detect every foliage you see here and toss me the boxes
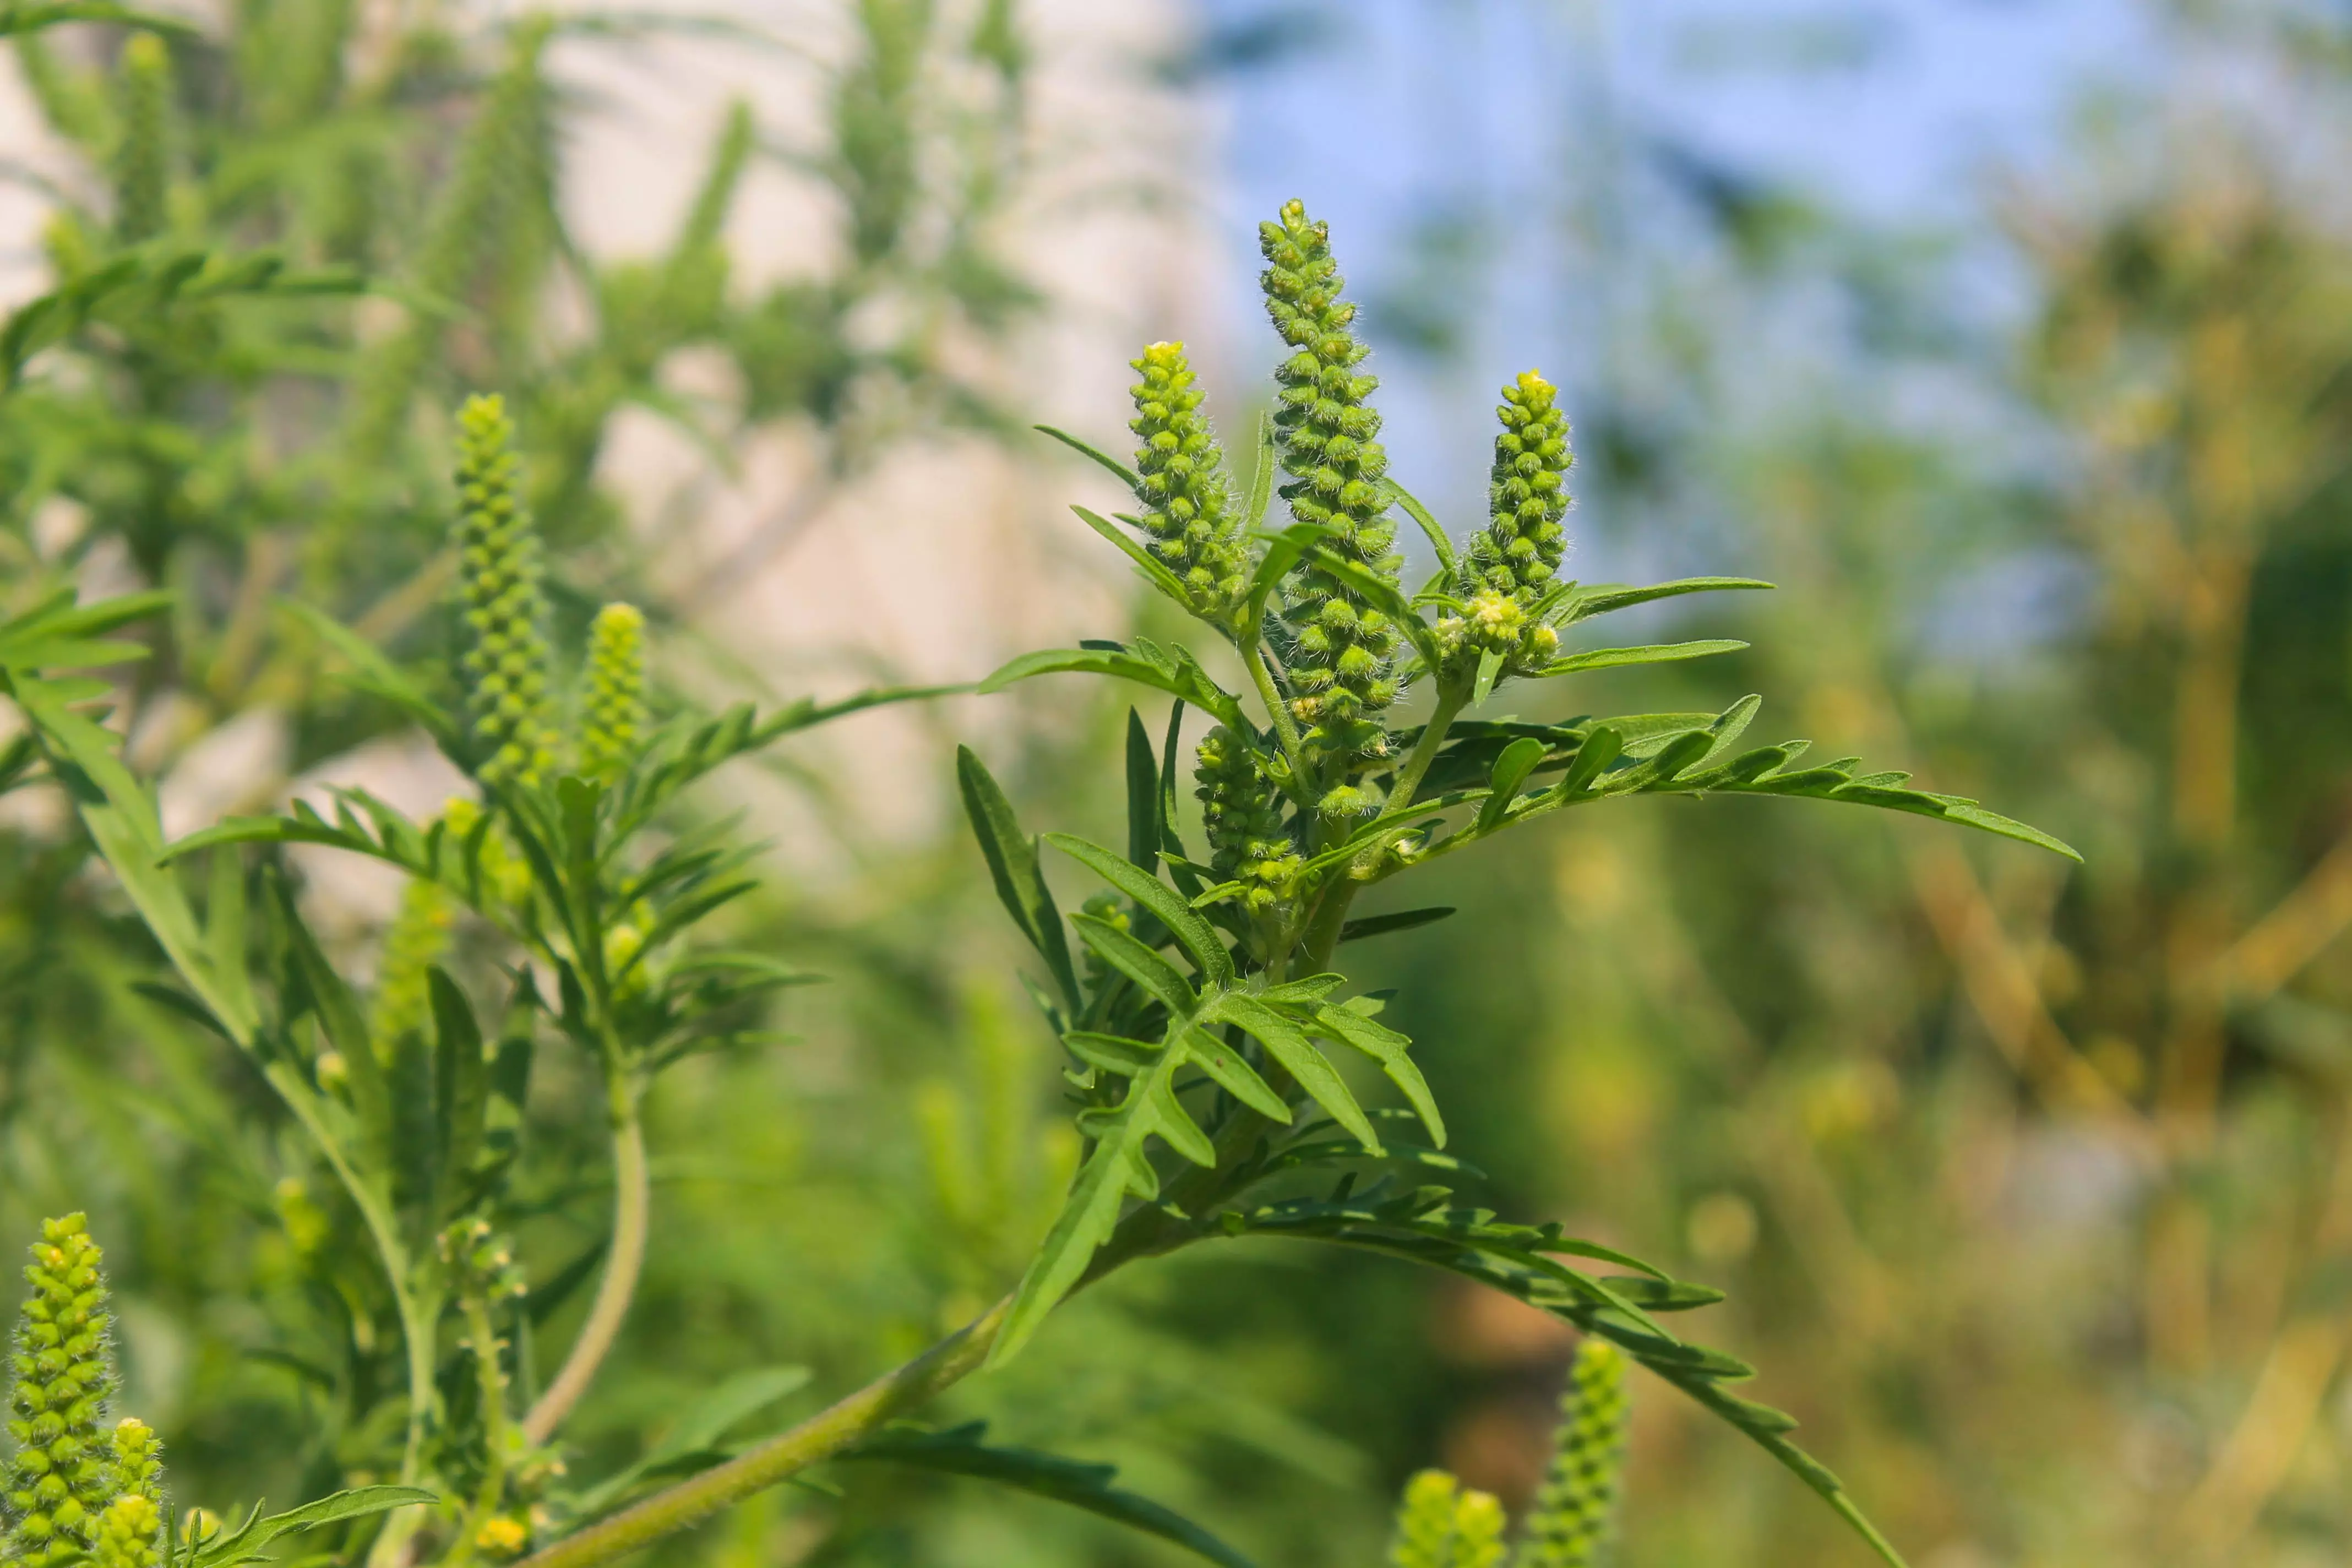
[0,163,2074,1568]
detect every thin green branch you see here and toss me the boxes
[514,1297,1014,1568]
[522,1088,649,1445]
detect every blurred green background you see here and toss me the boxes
[3,2,2350,1565]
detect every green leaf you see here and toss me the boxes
[1242,412,1277,532]
[1553,727,1621,798]
[1380,478,1456,573]
[1541,639,1749,676]
[1338,906,1457,944]
[957,748,1081,1015]
[1063,1031,1164,1077]
[843,1422,1257,1568]
[188,1487,438,1568]
[1034,423,1142,491]
[1124,710,1160,872]
[274,873,388,1159]
[1226,1190,1905,1567]
[1242,522,1336,631]
[1180,1024,1291,1121]
[1560,576,1774,625]
[1070,913,1199,1017]
[1221,994,1379,1156]
[0,3,200,36]
[6,675,257,1045]
[428,969,487,1218]
[1665,738,2083,861]
[1471,646,1505,707]
[1047,834,1232,987]
[277,599,457,749]
[1072,505,1193,607]
[993,1019,1200,1364]
[1313,1003,1444,1148]
[977,646,1248,733]
[1477,737,1547,834]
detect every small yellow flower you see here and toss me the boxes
[473,1517,529,1558]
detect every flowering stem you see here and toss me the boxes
[448,1292,515,1568]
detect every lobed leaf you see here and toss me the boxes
[1047,832,1232,987]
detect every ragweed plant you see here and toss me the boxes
[982,197,2074,1564]
[0,201,2077,1568]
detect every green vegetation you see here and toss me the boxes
[1,3,2348,1567]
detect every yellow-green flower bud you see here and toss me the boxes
[90,1494,159,1568]
[1463,369,1572,612]
[1516,1337,1629,1567]
[4,1217,117,1567]
[579,603,647,784]
[1128,342,1248,622]
[1193,728,1298,914]
[1260,200,1402,790]
[452,395,558,790]
[1389,1470,1505,1568]
[106,1420,160,1506]
[111,35,172,246]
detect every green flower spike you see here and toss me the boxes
[1260,198,1403,806]
[1514,1337,1629,1568]
[1452,369,1574,673]
[580,602,649,785]
[371,876,455,1057]
[4,1216,117,1567]
[90,1422,163,1568]
[1128,342,1248,622]
[111,35,171,246]
[453,394,558,790]
[1194,727,1299,916]
[1389,1469,1506,1568]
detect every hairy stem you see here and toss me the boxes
[1385,683,1467,815]
[524,1091,649,1445]
[1245,641,1310,800]
[514,1297,1012,1568]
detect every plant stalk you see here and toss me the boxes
[524,1090,649,1445]
[1385,682,1467,815]
[514,1296,1012,1568]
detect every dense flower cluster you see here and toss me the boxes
[1128,342,1248,622]
[580,602,649,785]
[1517,1338,1629,1567]
[1261,199,1403,803]
[454,394,558,789]
[1389,1469,1505,1568]
[1194,726,1299,913]
[4,1218,122,1568]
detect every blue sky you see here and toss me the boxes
[1191,0,2163,546]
